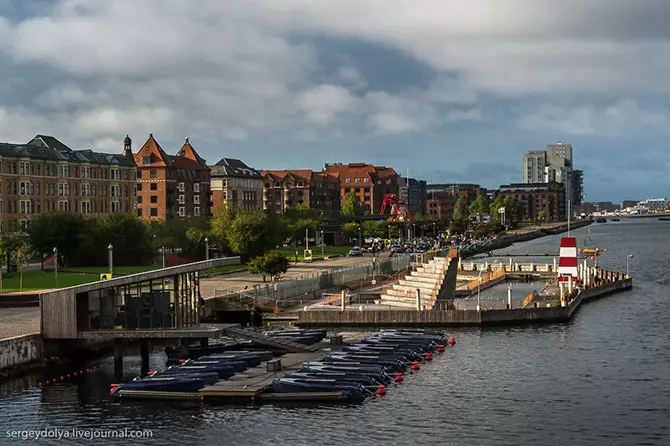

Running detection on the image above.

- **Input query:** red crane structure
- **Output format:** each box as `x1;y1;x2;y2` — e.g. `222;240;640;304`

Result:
379;194;412;222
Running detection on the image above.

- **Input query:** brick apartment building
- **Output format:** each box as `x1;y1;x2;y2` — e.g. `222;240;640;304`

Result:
133;135;210;221
262;170;340;216
425;183;483;220
323;163;400;215
210;158;263;213
0;134;137;233
499;182;565;221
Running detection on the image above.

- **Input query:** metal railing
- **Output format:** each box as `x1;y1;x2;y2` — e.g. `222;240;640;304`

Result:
214;254;413;303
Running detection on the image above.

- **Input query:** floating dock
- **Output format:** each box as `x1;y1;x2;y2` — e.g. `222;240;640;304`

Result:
113;333;368;403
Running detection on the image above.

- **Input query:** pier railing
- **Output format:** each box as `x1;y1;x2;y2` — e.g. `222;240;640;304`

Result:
214;255;412;303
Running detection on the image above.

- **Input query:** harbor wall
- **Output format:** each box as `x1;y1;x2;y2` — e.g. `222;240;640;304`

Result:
297;277;632;327
0;334;44;373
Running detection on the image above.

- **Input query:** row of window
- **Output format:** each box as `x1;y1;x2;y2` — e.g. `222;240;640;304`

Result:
2;161;129;180
3;181;132;198
136;207;201;217
136;182;203;193
137;168;205;181
0;199;124;214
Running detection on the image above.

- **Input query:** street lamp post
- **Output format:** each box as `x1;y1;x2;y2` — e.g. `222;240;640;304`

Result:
626;254;634;276
53;247;58;288
358;226;362;247
205;237;209;261
108;244;113;275
162;246;166;269
320;230;324;259
476;270;483;311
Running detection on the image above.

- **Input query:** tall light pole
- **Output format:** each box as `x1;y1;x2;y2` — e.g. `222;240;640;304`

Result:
305;228;309;252
107;244;113;275
626;254;634;276
205;237;209;261
320;230;324;259
358;225;362;247
476;270;483;311
53;247;58;288
162;246;166;269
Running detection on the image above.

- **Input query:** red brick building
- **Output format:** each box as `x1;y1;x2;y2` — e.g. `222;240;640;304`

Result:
0;135;137;233
426;192;458;220
262;170;340;216
323;163;400;215
499;182;565;221
133;135;210;221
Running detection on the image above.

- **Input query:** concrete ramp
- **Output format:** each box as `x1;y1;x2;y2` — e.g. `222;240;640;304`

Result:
221;326;320;353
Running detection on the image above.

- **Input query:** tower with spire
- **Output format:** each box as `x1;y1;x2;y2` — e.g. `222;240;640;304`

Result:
123;134;133;160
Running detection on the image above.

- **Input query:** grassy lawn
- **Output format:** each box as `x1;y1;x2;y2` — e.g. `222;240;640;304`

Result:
59;265;158;275
274;246;352;261
200;264;248;276
0;270;99;293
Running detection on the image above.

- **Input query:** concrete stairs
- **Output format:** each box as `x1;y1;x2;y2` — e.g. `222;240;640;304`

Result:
377;257;450;310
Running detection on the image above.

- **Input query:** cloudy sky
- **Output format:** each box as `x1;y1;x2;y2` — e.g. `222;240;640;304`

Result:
1;0;669;202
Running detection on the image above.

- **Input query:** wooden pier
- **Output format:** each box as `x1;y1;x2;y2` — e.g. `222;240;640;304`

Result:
114;333;368;403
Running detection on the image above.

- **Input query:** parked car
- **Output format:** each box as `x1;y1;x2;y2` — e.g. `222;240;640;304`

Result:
348;247;363;257
390;245;403;254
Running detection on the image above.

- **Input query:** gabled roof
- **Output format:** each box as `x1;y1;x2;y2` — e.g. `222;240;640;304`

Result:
134;134;171;167
211;158;261;178
28;135;73;153
176;137;208;168
262;169;313;183
0;135;135;167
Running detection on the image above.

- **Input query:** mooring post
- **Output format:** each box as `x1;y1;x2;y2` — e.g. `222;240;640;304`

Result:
180;338;191;358
416;289;421;311
114;339;124;381
507;284;512;309
341;290;347;312
200;337;209;348
140;339;150;377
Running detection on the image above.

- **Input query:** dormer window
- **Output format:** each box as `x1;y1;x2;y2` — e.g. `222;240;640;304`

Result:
142;156;151;165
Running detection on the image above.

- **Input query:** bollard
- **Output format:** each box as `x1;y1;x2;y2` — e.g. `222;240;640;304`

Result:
416;289;421;311
341;290;346;312
553;257;557;271
507;284;512;310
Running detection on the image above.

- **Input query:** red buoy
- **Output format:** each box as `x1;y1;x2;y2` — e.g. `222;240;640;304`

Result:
394;376;404;383
179;359;186;364
22;388;25;391
60;376;64;380
376;388;386;395
411;364;420;371
73;372;77;376
67;374;71;378
423;355;433;361
52;379;57;383
449;337;456;346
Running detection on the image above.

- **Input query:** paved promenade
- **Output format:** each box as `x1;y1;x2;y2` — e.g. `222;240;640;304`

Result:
200;254;378;298
0;307;40;340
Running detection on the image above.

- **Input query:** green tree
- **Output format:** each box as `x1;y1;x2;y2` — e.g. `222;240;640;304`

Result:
285;203;317;221
211;207;285;257
363;220;383;238
247;251;290;282
452;195;470;222
341;222;361;243
289;218;320;245
470;195;490;219
27;213;91;265
95;213;149;262
537;210;548;222
341;192;361;217
9;237;31;292
489;195;505;222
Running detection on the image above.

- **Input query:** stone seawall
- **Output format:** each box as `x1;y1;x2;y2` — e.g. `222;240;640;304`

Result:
0;333;44;374
297;276;632;327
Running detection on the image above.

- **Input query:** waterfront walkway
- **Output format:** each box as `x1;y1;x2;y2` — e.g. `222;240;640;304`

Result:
199;254;379;297
0;307;39;340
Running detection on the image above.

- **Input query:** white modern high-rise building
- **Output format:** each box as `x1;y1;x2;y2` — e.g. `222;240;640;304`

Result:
522;142;583;207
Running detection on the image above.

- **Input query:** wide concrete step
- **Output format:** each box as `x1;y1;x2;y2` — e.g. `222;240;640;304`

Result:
378;296;434;309
392;283;437;295
411;270;444;279
398;279;439;291
403;275;440;285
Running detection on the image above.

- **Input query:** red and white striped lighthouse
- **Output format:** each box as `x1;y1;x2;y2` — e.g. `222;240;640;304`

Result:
557;237;578;282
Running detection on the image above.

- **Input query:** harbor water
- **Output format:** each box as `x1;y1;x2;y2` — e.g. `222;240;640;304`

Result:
0;219;669;445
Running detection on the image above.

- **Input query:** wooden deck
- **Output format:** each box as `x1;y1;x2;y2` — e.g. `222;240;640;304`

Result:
200;332;367;402
77;324;238;340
